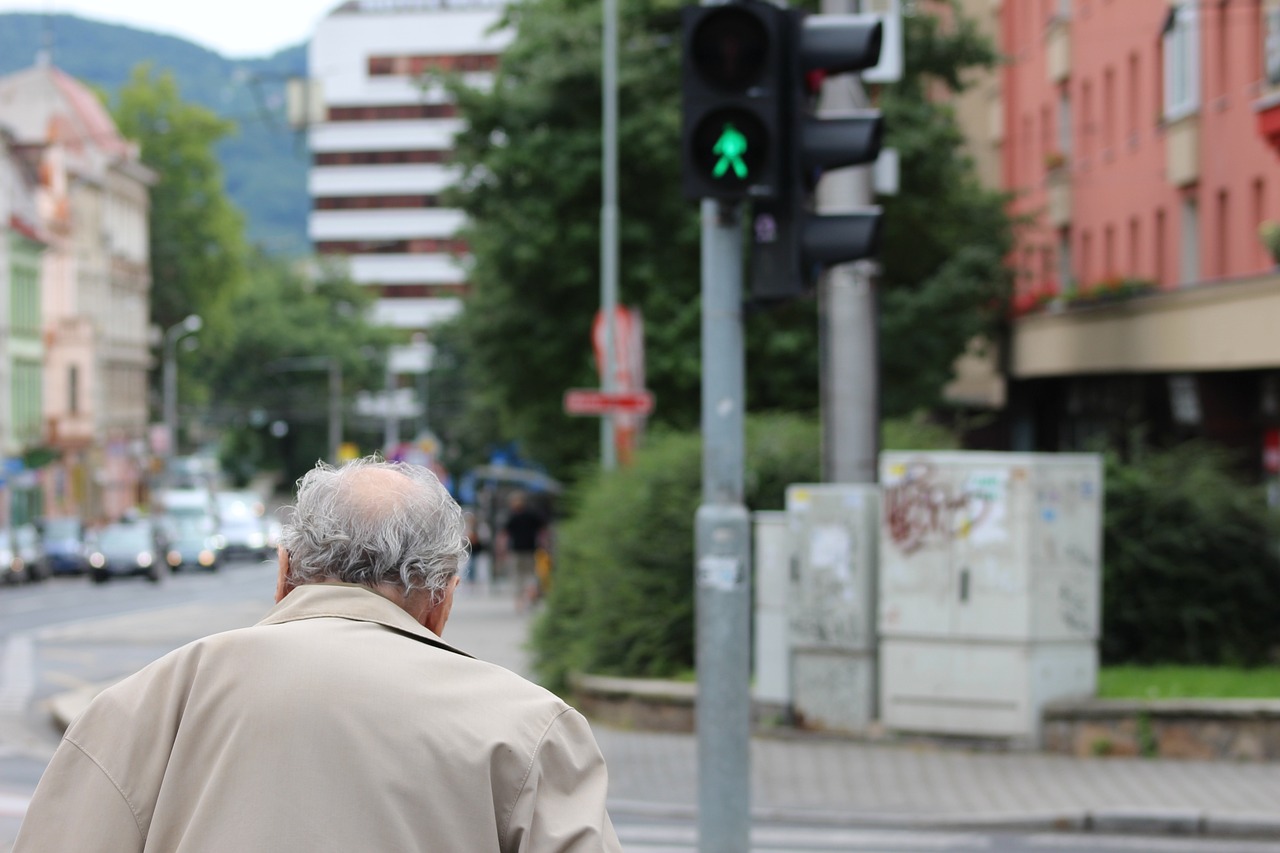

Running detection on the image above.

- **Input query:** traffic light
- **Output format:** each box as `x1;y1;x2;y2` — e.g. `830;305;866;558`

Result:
750;12;885;300
681;0;789;201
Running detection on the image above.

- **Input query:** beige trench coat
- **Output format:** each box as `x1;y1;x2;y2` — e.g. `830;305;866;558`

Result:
14;584;622;852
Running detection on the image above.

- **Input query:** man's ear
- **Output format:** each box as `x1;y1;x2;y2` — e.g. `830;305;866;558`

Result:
275;547;296;603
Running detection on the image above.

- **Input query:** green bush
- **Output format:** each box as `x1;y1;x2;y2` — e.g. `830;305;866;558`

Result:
1101;442;1280;666
531;412;957;691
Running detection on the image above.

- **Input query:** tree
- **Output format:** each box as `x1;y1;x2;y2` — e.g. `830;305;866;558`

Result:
112;63;249;358
199;252;401;484
444;0;1012;476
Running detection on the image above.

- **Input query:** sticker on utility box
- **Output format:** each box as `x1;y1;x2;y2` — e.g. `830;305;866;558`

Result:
697;556;742;590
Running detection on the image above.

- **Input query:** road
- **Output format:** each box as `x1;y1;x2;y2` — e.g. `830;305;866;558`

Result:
5;564;1280;853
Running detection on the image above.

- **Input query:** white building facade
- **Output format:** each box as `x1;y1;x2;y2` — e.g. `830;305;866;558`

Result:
308;0;512;330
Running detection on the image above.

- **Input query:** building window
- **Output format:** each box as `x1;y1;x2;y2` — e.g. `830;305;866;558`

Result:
1180;195;1200;285
1127;52;1140;144
1057;90;1072;155
1162;2;1200;121
1217;0;1230;98
327;104;459;121
1128;216;1140;275
1155;207;1167;285
368;53;499;76
1217;189;1230;277
1253;178;1267;269
1104;224;1115;277
314;150;451;166
1081;229;1093;284
1058;232;1073;290
1081;79;1093;164
1103;66;1115;153
68;366;79;415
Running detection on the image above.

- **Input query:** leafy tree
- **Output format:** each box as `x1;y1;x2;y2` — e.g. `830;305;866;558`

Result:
112;63;248;353
199;252;401;484
445;0;1013;476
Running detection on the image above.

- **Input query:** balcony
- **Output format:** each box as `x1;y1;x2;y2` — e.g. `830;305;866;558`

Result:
1165;113;1200;187
1047;18;1070;84
1009;271;1280;378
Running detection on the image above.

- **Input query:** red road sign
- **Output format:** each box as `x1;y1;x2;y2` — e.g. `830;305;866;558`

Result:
563;388;655;416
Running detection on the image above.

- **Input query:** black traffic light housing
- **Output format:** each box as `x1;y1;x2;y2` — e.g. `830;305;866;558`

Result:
681;0;789;201
750;12;885;301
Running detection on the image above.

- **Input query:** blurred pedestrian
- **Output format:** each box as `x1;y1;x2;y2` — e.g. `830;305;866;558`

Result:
496;490;547;611
14;456;621;853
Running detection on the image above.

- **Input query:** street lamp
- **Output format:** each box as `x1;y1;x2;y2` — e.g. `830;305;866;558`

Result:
163;314;202;456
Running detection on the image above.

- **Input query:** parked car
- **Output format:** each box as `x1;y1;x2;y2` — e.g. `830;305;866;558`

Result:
40;517;87;575
86;521;163;584
214;491;271;562
0;525;46;584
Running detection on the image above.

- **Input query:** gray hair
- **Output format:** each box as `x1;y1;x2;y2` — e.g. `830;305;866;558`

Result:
279;456;468;606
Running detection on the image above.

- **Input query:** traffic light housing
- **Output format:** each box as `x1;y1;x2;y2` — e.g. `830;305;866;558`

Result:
681;0;789;201
750;12;885;301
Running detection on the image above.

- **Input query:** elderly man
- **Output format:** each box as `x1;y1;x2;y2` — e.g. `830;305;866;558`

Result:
14;457;621;852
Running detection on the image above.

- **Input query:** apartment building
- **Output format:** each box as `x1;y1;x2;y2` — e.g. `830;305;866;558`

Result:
307;0;512;331
991;0;1280;472
0;60;154;522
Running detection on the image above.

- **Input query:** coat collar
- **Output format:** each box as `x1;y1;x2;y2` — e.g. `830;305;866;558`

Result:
258;582;474;659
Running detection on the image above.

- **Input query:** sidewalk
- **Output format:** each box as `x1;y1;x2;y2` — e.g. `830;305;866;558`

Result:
44;582;1280;839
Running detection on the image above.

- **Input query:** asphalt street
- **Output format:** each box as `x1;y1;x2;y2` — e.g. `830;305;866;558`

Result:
5;562;1280;852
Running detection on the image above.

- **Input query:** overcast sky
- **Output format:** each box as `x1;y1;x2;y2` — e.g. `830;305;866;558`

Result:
0;0;338;58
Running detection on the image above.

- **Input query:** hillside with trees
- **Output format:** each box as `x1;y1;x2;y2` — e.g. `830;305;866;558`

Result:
0;12;308;254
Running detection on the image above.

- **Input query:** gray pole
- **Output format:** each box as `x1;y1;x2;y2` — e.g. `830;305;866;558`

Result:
599;0;620;471
163;339;177;456
383;358;399;452
328;360;343;464
695;198;751;853
819;0;878;484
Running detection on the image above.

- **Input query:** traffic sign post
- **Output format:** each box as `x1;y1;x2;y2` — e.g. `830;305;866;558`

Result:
563;389;655;417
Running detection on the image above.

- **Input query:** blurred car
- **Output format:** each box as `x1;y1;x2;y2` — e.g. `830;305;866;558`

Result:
214;491;271;562
86;521;163;584
40;517;87;575
162;522;221;573
0;525;47;584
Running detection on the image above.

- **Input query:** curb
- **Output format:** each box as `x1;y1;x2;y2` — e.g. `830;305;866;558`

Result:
45;688;1280;841
604;800;1280;840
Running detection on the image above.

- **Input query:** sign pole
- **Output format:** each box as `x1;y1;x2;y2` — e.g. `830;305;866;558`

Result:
600;0;620;471
695;198;751;853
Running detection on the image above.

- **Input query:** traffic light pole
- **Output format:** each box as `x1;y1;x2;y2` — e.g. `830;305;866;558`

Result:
695;198;751;853
819;0;879;485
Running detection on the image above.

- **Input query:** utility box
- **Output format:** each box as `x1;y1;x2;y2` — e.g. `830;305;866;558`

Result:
878;452;1103;742
786;484;879;732
752;511;791;710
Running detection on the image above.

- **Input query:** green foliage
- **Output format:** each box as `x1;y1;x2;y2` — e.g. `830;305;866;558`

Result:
112;64;248;347
530;414;959;690
443;0;1013;476
198;252;401;483
1098;665;1280;699
878;5;1016;416
1102;442;1280;666
0;13;307;254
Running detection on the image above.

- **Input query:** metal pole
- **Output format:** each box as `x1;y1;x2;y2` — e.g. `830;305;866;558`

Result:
599;0;619;471
328;360;342;464
384;357;399;452
819;0;878;484
695;198;751;853
163;336;177;456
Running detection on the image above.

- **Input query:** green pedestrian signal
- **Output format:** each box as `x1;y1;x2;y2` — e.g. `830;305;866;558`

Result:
681;1;786;200
712;124;749;179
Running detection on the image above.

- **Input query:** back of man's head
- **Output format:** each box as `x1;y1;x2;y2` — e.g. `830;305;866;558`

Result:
279;456;467;606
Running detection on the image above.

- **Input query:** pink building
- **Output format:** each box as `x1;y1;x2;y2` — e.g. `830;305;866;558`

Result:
997;0;1280;471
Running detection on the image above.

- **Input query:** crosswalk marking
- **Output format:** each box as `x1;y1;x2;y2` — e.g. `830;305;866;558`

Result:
0;794;27;818
0;636;33;715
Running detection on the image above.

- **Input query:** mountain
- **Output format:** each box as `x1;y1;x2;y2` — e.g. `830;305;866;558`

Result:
0;12;309;255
